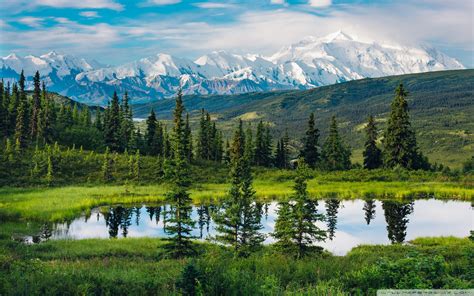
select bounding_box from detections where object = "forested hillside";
[133,70,473,167]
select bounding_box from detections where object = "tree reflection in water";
[382,201,414,243]
[325,199,341,240]
[363,199,376,225]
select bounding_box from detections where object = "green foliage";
[383,84,429,170]
[135,70,473,168]
[214,120,264,256]
[300,113,320,168]
[273,160,326,258]
[363,115,383,169]
[321,116,351,170]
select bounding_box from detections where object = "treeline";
[1,70,468,187]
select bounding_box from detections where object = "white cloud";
[79,11,100,18]
[17,17,44,28]
[144,0,181,6]
[194,2,237,9]
[1,0,123,11]
[270,0,285,4]
[37,0,123,10]
[309,0,332,8]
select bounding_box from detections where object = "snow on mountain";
[0,31,465,105]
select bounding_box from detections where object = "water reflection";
[382,201,414,243]
[31,199,472,255]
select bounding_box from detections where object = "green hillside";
[133,69,474,168]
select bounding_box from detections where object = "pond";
[30,199,472,255]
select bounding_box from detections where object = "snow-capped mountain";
[0,31,465,105]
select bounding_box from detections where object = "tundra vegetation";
[0,71,472,295]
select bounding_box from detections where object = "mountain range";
[0,31,465,106]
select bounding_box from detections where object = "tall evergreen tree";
[244,123,254,161]
[273,160,326,258]
[383,84,429,170]
[254,121,272,167]
[7,83,19,137]
[300,113,320,168]
[38,82,55,143]
[363,115,382,169]
[321,116,351,171]
[163,89,195,258]
[197,109,209,160]
[14,99,28,149]
[104,92,121,151]
[29,71,42,141]
[95,107,103,131]
[184,113,193,162]
[119,92,134,150]
[214,120,264,256]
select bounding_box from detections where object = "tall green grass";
[0,179,472,222]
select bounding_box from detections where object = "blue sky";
[0,0,472,66]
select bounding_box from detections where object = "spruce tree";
[146,109,161,155]
[184,113,193,162]
[104,92,121,151]
[119,92,133,150]
[273,160,326,258]
[45,155,53,187]
[383,84,428,170]
[254,121,272,167]
[300,113,320,168]
[0,80,5,137]
[29,71,42,141]
[363,115,382,169]
[102,147,113,182]
[197,109,209,160]
[39,82,55,143]
[163,89,195,258]
[214,120,264,256]
[244,123,254,162]
[8,83,19,137]
[321,116,351,171]
[95,107,103,131]
[14,99,28,149]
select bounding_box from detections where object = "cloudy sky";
[0,0,473,67]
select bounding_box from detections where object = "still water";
[38,199,472,255]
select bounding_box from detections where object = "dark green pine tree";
[14,98,28,149]
[8,83,19,137]
[197,109,209,160]
[145,109,163,156]
[184,113,193,162]
[94,107,103,131]
[119,92,134,150]
[321,116,351,171]
[163,89,195,258]
[2,82,12,137]
[275,133,289,169]
[383,84,429,170]
[273,160,326,258]
[29,71,42,142]
[0,80,5,136]
[300,113,320,168]
[363,115,382,169]
[38,82,55,143]
[254,121,272,167]
[214,120,264,257]
[104,91,121,151]
[244,123,254,162]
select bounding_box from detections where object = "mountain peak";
[321,30,354,42]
